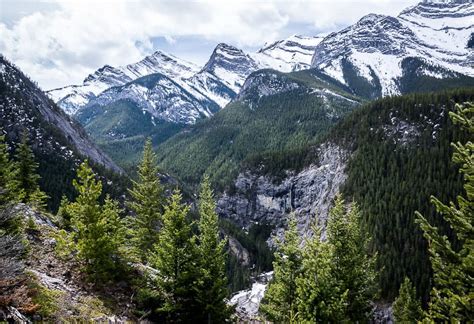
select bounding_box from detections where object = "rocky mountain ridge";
[311,0,474,97]
[47,35,325,123]
[0,56,121,174]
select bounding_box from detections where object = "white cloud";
[0,0,417,89]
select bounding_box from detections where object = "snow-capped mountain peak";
[311,0,474,97]
[252,34,324,72]
[47,50,199,115]
[201,43,260,93]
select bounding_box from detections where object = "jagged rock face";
[236,70,301,102]
[84,73,219,124]
[253,35,324,72]
[311,1,474,97]
[217,143,348,240]
[48,51,199,115]
[0,56,121,173]
[201,43,260,93]
[228,236,250,266]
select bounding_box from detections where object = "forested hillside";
[335,89,472,302]
[157,69,360,190]
[238,88,474,304]
[0,56,128,211]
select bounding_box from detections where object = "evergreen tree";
[296,196,378,322]
[56,195,72,230]
[296,225,348,322]
[194,176,231,323]
[15,131,47,208]
[150,189,197,321]
[393,277,423,323]
[261,215,302,322]
[415,102,474,321]
[67,161,125,281]
[0,134,20,205]
[127,138,165,261]
[326,196,378,321]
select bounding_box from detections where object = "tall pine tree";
[127,138,165,262]
[326,196,378,321]
[150,189,197,321]
[261,214,302,322]
[415,102,474,321]
[0,134,20,206]
[15,131,47,209]
[296,196,378,322]
[67,161,125,281]
[296,225,347,322]
[194,176,231,323]
[392,277,423,323]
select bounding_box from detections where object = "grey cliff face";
[217,143,348,241]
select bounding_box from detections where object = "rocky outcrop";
[217,143,348,241]
[229,271,273,322]
[0,204,136,322]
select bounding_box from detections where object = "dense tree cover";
[393,277,423,323]
[157,74,359,191]
[0,134,20,206]
[15,131,48,209]
[127,138,165,261]
[335,89,474,301]
[324,196,378,321]
[0,130,47,209]
[149,190,198,321]
[262,196,378,322]
[75,99,184,173]
[415,102,474,321]
[148,186,231,322]
[48,141,232,321]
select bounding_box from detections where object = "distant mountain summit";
[311,0,474,97]
[48,51,199,115]
[253,35,324,72]
[47,35,326,123]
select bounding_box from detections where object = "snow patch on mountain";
[311,1,474,96]
[49,35,326,123]
[252,35,324,72]
[48,51,199,115]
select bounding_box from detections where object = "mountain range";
[48,34,323,120]
[1,0,474,322]
[48,1,473,124]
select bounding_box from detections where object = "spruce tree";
[393,277,423,323]
[296,225,348,322]
[415,102,474,321]
[127,138,164,261]
[195,176,231,323]
[0,134,20,205]
[296,196,378,322]
[15,131,47,209]
[150,189,197,321]
[261,214,302,322]
[326,196,378,321]
[68,161,125,281]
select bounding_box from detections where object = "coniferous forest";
[1,1,474,322]
[1,88,472,322]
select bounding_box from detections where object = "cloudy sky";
[0,0,418,90]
